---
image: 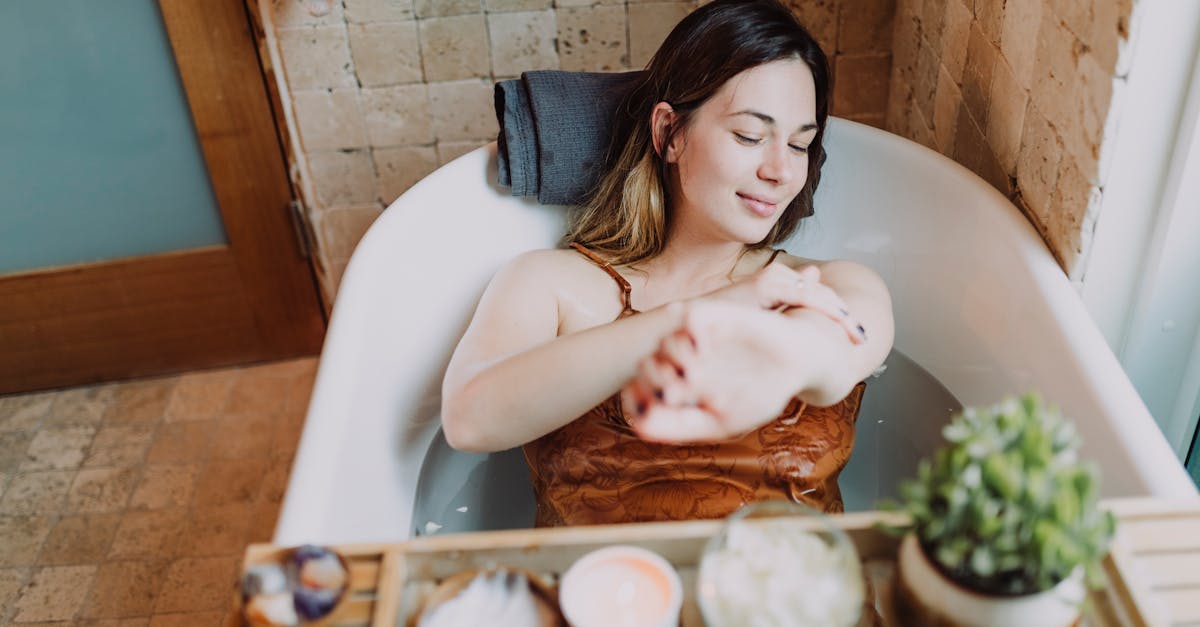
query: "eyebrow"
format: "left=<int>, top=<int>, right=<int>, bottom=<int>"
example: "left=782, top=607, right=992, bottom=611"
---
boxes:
left=731, top=109, right=818, bottom=133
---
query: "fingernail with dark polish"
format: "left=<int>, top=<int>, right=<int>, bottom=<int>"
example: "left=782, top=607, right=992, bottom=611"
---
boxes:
left=653, top=390, right=664, bottom=401
left=856, top=324, right=868, bottom=341
left=636, top=402, right=646, bottom=414
left=839, top=308, right=850, bottom=316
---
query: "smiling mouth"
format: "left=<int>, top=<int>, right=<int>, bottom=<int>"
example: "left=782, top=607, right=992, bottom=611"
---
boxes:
left=737, top=193, right=779, bottom=217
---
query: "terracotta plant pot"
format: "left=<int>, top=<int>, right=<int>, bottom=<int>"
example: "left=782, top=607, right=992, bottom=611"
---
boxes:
left=894, top=534, right=1085, bottom=627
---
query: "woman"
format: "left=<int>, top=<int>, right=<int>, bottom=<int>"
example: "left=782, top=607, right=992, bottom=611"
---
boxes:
left=441, top=0, right=894, bottom=526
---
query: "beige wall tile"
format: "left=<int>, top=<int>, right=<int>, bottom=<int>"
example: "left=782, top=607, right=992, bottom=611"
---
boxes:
left=308, top=150, right=378, bottom=207
left=1049, top=0, right=1093, bottom=41
left=486, top=0, right=552, bottom=10
left=165, top=370, right=235, bottom=423
left=1, top=471, right=74, bottom=515
left=360, top=84, right=434, bottom=146
left=0, top=431, right=34, bottom=473
left=558, top=5, right=628, bottom=72
left=84, top=425, right=153, bottom=468
left=315, top=205, right=385, bottom=260
left=832, top=54, right=892, bottom=116
left=921, top=0, right=948, bottom=53
left=66, top=467, right=139, bottom=514
left=149, top=612, right=226, bottom=627
left=375, top=146, right=440, bottom=203
left=419, top=14, right=490, bottom=81
left=960, top=21, right=997, bottom=129
left=1000, top=0, right=1041, bottom=92
left=628, top=3, right=693, bottom=69
left=1089, top=0, right=1126, bottom=74
left=974, top=0, right=1004, bottom=45
left=891, top=8, right=920, bottom=84
left=271, top=0, right=346, bottom=27
left=344, top=0, right=415, bottom=22
left=277, top=26, right=357, bottom=90
left=349, top=21, right=423, bottom=86
left=20, top=426, right=95, bottom=472
left=128, top=465, right=201, bottom=511
left=1071, top=52, right=1111, bottom=182
left=838, top=0, right=895, bottom=54
left=785, top=0, right=839, bottom=56
left=932, top=64, right=962, bottom=155
left=293, top=89, right=368, bottom=152
left=912, top=41, right=939, bottom=119
left=0, top=515, right=53, bottom=567
left=1047, top=153, right=1095, bottom=276
left=428, top=79, right=499, bottom=141
left=81, top=559, right=168, bottom=619
left=985, top=55, right=1028, bottom=175
left=11, top=565, right=96, bottom=622
left=940, top=0, right=972, bottom=84
left=108, top=509, right=187, bottom=560
left=1030, top=9, right=1078, bottom=134
left=555, top=0, right=623, bottom=6
left=488, top=10, right=559, bottom=77
left=154, top=557, right=238, bottom=613
left=1016, top=101, right=1063, bottom=219
left=885, top=76, right=913, bottom=135
left=954, top=107, right=1011, bottom=194
left=437, top=140, right=486, bottom=165
left=37, top=513, right=121, bottom=566
left=415, top=0, right=482, bottom=17
left=0, top=569, right=27, bottom=620
left=909, top=99, right=937, bottom=150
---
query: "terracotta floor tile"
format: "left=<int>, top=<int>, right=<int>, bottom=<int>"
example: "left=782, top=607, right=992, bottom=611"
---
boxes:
left=164, top=370, right=235, bottom=423
left=245, top=500, right=282, bottom=544
left=44, top=385, right=116, bottom=428
left=255, top=456, right=294, bottom=506
left=226, top=373, right=290, bottom=417
left=0, top=515, right=53, bottom=567
left=108, top=509, right=188, bottom=560
left=0, top=430, right=36, bottom=473
left=0, top=392, right=54, bottom=433
left=0, top=567, right=31, bottom=618
left=11, top=565, right=97, bottom=622
left=129, top=464, right=202, bottom=511
left=176, top=504, right=252, bottom=558
left=153, top=557, right=238, bottom=613
left=0, top=470, right=75, bottom=515
left=81, top=559, right=169, bottom=619
left=0, top=471, right=9, bottom=500
left=38, top=513, right=122, bottom=566
left=269, top=408, right=306, bottom=459
left=102, top=380, right=176, bottom=426
left=66, top=468, right=140, bottom=514
left=84, top=425, right=155, bottom=469
left=20, top=426, right=97, bottom=472
left=147, top=611, right=225, bottom=627
left=210, top=415, right=272, bottom=461
left=76, top=619, right=151, bottom=627
left=192, top=460, right=268, bottom=507
left=145, top=423, right=214, bottom=465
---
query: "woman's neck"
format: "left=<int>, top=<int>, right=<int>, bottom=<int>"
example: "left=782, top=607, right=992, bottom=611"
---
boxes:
left=635, top=232, right=753, bottom=295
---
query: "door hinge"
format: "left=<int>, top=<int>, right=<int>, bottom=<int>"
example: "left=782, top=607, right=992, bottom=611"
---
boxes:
left=287, top=200, right=313, bottom=260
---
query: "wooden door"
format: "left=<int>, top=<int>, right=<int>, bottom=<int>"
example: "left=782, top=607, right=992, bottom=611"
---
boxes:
left=0, top=0, right=325, bottom=394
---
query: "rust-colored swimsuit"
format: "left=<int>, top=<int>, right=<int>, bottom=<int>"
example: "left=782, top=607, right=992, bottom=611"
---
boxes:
left=521, top=243, right=866, bottom=527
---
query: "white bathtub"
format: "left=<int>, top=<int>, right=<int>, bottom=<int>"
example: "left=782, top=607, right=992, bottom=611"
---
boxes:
left=275, top=119, right=1197, bottom=546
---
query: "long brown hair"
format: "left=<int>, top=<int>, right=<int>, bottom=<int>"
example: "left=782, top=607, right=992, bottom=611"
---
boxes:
left=564, top=0, right=831, bottom=266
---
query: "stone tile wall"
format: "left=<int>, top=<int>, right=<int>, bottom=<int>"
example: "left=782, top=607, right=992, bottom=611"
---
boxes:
left=886, top=0, right=1133, bottom=278
left=261, top=0, right=896, bottom=301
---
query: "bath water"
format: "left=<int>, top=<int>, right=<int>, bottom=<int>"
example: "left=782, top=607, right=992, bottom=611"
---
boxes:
left=412, top=349, right=961, bottom=535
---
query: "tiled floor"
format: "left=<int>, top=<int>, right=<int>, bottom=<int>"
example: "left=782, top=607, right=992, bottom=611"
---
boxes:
left=0, top=357, right=318, bottom=626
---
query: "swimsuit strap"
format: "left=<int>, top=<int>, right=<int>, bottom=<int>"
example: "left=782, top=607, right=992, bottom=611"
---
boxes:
left=764, top=248, right=785, bottom=267
left=569, top=242, right=634, bottom=314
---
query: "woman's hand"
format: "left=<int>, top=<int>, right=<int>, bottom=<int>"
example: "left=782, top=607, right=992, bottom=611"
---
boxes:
left=620, top=300, right=815, bottom=442
left=701, top=262, right=866, bottom=345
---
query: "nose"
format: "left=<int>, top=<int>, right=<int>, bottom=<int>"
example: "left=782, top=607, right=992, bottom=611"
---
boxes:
left=757, top=141, right=795, bottom=186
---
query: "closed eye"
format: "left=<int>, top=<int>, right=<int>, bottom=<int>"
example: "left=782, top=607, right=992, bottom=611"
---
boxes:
left=733, top=133, right=762, bottom=145
left=789, top=144, right=809, bottom=154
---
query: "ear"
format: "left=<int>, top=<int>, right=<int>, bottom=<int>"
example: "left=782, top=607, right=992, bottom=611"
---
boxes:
left=650, top=102, right=680, bottom=162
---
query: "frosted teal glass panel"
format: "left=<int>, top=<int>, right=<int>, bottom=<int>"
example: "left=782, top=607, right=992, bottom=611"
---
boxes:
left=0, top=1, right=228, bottom=274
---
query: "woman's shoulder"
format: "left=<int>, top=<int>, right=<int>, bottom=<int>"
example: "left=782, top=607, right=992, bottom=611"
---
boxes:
left=492, top=247, right=618, bottom=291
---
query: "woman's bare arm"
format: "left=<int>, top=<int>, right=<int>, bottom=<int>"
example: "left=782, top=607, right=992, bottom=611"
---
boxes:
left=440, top=250, right=687, bottom=452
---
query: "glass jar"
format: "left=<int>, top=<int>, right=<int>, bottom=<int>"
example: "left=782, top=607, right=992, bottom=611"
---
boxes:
left=696, top=501, right=864, bottom=627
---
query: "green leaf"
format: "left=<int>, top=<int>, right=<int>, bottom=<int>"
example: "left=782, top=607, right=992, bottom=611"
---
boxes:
left=971, top=546, right=997, bottom=577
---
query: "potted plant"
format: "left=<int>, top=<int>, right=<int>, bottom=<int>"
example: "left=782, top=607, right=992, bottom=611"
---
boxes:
left=890, top=394, right=1116, bottom=627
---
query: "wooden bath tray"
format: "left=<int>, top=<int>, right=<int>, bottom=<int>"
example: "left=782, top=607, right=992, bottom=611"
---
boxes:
left=234, top=498, right=1200, bottom=626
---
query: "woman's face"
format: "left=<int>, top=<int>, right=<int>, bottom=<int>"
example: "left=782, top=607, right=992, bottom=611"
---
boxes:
left=663, top=59, right=817, bottom=244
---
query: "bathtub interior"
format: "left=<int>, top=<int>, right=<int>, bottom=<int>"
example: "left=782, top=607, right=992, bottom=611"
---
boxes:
left=274, top=119, right=1194, bottom=547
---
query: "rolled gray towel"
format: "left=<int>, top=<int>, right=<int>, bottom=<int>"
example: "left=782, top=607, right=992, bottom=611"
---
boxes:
left=495, top=70, right=643, bottom=206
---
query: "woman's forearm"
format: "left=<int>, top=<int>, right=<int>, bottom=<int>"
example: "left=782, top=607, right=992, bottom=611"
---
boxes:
left=441, top=304, right=685, bottom=452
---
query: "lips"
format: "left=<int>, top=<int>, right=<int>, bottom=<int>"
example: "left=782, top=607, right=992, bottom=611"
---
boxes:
left=737, top=193, right=780, bottom=217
